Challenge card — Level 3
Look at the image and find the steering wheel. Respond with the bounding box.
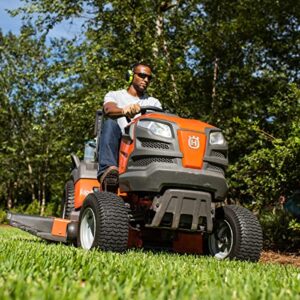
[140,106,165,115]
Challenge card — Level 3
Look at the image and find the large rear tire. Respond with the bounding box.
[61,180,75,219]
[78,191,128,251]
[207,205,263,262]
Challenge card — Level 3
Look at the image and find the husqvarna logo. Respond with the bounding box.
[80,189,91,197]
[188,136,200,149]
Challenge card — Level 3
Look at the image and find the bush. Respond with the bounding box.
[44,200,61,217]
[23,199,40,215]
[9,199,41,216]
[228,85,300,211]
[259,208,300,252]
[0,210,8,224]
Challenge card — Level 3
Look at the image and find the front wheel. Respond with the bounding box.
[207,205,263,262]
[78,191,129,251]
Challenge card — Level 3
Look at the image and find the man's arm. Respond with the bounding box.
[103,102,124,117]
[104,101,141,118]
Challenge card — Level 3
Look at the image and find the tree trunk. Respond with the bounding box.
[21,138,36,201]
[40,177,46,216]
[153,1,179,105]
[40,145,49,216]
[7,181,13,209]
[211,56,219,116]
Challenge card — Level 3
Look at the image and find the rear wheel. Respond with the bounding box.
[78,191,128,251]
[61,180,75,219]
[207,205,263,262]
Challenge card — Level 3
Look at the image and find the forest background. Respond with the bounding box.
[0,0,299,251]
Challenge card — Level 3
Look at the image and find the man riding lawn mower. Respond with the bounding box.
[7,63,263,262]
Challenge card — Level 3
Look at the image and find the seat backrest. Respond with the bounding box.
[94,110,104,162]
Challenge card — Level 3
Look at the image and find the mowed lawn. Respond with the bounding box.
[0,226,299,300]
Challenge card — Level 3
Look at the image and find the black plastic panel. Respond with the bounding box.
[119,165,228,201]
[148,189,213,232]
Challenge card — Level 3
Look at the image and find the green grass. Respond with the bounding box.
[0,226,299,300]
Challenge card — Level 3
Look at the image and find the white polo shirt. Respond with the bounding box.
[104,89,162,132]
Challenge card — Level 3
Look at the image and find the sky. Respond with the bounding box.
[0,0,83,39]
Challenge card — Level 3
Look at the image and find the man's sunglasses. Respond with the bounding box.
[135,72,153,81]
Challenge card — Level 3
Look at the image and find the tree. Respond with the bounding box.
[0,27,72,214]
[2,0,299,224]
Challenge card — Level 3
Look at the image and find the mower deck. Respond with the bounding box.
[7,212,76,243]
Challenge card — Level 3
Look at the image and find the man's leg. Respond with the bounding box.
[97,118,122,191]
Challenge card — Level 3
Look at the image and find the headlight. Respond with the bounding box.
[209,132,225,145]
[138,121,172,138]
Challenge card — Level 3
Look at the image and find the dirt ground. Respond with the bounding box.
[260,250,300,268]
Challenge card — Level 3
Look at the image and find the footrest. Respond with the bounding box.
[103,175,119,193]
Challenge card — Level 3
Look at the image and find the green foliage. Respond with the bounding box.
[23,199,41,215]
[289,219,300,232]
[0,210,8,224]
[0,227,299,300]
[9,199,40,216]
[44,199,61,217]
[10,199,60,217]
[259,209,300,251]
[228,84,300,209]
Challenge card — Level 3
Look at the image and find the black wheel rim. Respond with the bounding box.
[208,220,233,259]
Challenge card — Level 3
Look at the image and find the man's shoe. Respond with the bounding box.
[99,166,119,193]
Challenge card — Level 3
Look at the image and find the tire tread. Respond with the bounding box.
[79,191,128,252]
[62,180,75,219]
[225,205,263,262]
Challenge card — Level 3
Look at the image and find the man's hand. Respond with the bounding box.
[122,103,141,118]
